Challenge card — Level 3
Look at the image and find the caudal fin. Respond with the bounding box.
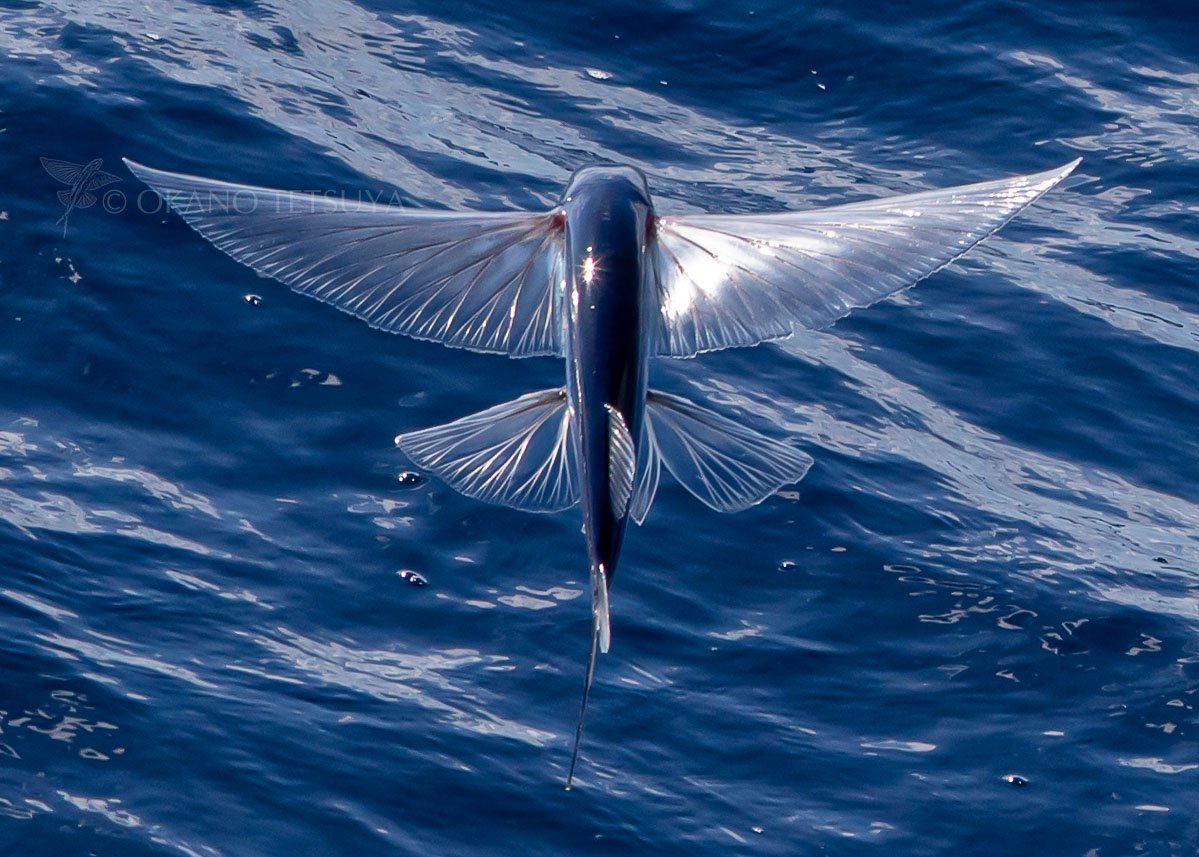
[565,620,599,790]
[565,562,610,789]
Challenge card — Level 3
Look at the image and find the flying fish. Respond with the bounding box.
[126,156,1078,786]
[42,157,122,235]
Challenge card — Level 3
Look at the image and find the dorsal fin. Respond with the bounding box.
[605,404,635,519]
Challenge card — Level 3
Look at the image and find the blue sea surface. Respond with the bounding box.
[1,1,1197,854]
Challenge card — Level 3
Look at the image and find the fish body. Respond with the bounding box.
[124,154,1080,786]
[562,166,652,593]
[559,166,654,784]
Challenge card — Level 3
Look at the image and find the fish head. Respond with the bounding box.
[562,164,651,209]
[560,164,655,290]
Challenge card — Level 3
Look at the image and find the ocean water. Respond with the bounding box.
[1,1,1197,854]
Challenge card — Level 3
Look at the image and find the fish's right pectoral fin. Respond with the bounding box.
[642,390,813,514]
[396,387,579,513]
[652,160,1080,357]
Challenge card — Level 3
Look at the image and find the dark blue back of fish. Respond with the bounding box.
[561,166,652,583]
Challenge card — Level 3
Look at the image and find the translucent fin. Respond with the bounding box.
[593,562,612,655]
[40,158,120,190]
[605,405,635,520]
[41,158,85,186]
[565,604,601,791]
[645,390,814,512]
[629,420,661,526]
[652,160,1080,356]
[396,388,578,512]
[565,561,610,790]
[124,160,565,357]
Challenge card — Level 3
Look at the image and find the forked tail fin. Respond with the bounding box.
[566,562,610,789]
[565,617,600,790]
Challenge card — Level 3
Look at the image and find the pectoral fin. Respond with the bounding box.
[41,158,84,186]
[125,160,565,357]
[643,390,813,513]
[396,388,578,513]
[652,160,1080,356]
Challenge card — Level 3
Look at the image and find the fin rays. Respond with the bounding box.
[652,160,1080,357]
[605,405,635,520]
[629,419,662,525]
[125,159,565,357]
[644,390,814,513]
[396,388,578,513]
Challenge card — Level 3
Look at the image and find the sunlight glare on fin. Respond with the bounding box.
[593,562,612,654]
[652,160,1080,357]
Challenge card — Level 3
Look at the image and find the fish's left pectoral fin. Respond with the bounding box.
[396,387,579,513]
[41,157,84,186]
[644,390,813,513]
[123,160,566,358]
[651,160,1080,357]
